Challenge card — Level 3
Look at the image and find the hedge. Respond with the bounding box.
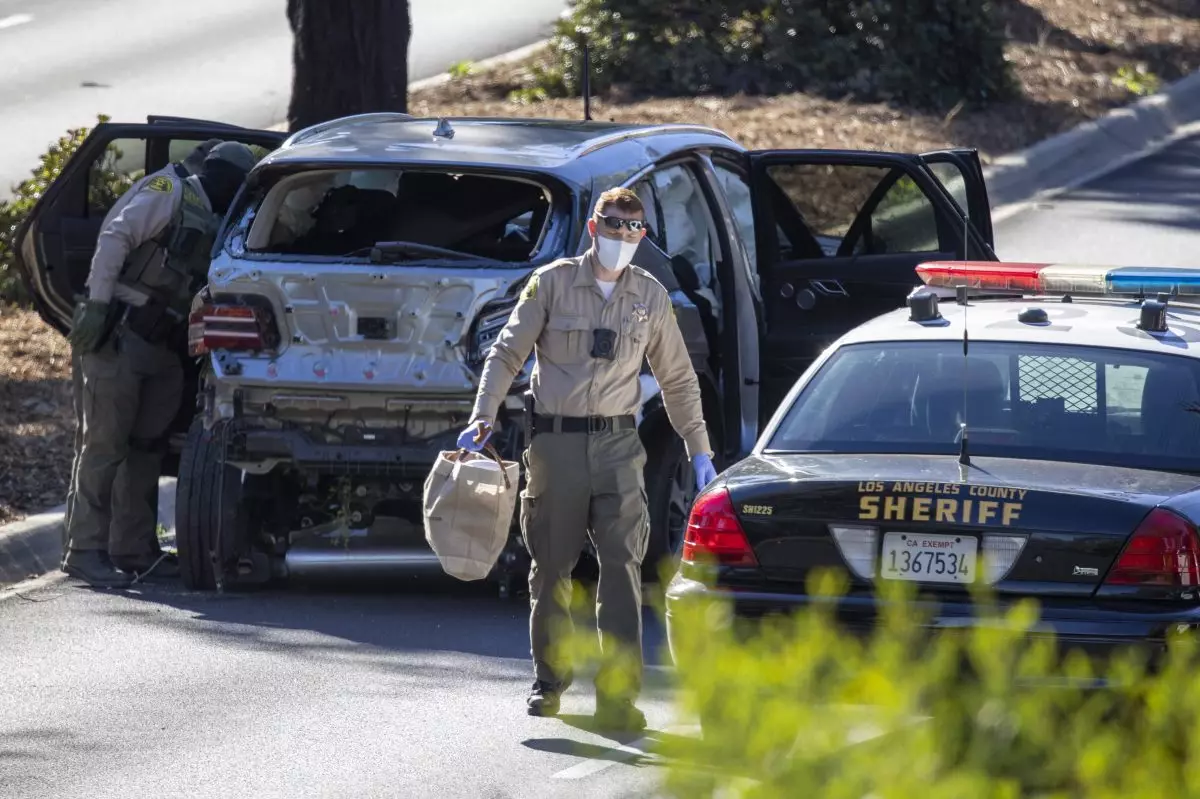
[533,0,1017,111]
[554,565,1200,797]
[0,115,137,307]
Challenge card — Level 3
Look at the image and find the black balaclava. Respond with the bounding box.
[197,158,249,216]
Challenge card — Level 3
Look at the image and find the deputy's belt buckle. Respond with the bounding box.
[587,416,610,434]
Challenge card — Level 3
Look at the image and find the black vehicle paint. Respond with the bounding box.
[709,453,1200,598]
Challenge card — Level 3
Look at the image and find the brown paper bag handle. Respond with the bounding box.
[452,444,512,491]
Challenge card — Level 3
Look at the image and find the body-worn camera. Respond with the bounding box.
[591,328,617,360]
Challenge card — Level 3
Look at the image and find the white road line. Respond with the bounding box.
[0,13,33,30]
[546,710,928,781]
[550,723,699,780]
[551,735,660,780]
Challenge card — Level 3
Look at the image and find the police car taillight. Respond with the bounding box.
[188,303,271,356]
[1105,508,1200,588]
[682,488,758,567]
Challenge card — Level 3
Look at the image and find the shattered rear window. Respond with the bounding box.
[244,168,554,262]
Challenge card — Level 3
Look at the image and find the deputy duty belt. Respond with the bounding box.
[532,414,636,435]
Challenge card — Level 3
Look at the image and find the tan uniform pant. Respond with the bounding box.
[520,426,650,698]
[64,328,183,558]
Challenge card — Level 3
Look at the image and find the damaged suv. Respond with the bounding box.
[15,113,999,595]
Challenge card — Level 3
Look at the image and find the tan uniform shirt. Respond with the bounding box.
[86,165,207,306]
[473,252,712,459]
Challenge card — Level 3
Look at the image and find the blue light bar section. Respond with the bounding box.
[1107,266,1200,295]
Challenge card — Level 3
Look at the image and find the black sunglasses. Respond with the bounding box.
[596,213,647,232]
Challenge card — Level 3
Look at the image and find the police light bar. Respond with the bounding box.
[916,261,1200,297]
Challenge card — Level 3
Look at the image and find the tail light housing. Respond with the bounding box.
[188,303,279,357]
[1105,508,1200,588]
[681,487,758,567]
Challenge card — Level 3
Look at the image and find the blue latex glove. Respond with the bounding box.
[693,453,717,492]
[457,420,492,452]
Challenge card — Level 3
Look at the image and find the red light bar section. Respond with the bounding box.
[916,261,1050,292]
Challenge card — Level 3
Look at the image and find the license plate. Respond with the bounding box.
[880,532,977,583]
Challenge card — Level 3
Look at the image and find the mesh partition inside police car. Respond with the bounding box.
[766,341,1200,471]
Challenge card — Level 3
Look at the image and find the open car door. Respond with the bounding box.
[917,147,995,250]
[745,148,997,425]
[12,116,286,336]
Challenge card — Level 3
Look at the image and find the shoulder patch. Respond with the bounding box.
[521,274,539,300]
[146,175,173,193]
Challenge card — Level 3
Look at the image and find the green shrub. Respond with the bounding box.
[554,566,1200,796]
[536,0,1016,110]
[0,115,132,307]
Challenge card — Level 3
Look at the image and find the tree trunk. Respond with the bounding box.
[286,0,412,133]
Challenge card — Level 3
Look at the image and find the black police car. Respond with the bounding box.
[666,261,1200,662]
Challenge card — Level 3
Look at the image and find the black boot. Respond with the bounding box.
[112,552,180,580]
[594,695,647,733]
[62,550,133,589]
[527,671,573,717]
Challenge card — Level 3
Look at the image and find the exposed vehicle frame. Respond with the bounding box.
[13,112,998,595]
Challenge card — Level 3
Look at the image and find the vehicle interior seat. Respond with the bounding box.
[385,172,547,258]
[923,357,1010,441]
[807,356,925,442]
[1139,363,1200,457]
[287,184,397,255]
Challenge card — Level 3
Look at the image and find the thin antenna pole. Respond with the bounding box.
[582,38,592,121]
[957,285,970,466]
[964,209,969,261]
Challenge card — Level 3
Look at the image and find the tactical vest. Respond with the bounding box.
[118,176,220,345]
[119,177,219,314]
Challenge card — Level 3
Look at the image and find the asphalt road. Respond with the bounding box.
[0,0,568,198]
[0,574,688,798]
[994,133,1200,267]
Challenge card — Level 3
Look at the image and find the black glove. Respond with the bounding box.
[67,300,111,353]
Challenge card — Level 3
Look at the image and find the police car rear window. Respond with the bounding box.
[242,168,554,262]
[766,340,1200,472]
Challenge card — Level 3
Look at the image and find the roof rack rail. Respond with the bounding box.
[281,112,418,148]
[574,124,736,157]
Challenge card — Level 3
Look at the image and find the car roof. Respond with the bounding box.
[261,114,741,173]
[837,292,1200,359]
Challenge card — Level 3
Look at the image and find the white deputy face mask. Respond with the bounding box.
[594,234,639,272]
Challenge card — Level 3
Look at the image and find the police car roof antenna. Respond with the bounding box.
[957,284,971,467]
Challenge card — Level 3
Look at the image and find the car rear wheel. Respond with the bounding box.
[175,420,250,591]
[643,422,695,582]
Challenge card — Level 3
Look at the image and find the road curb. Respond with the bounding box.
[0,504,67,587]
[0,478,177,590]
[987,70,1200,222]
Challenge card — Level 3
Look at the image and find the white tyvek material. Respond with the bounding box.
[710,164,759,294]
[636,374,662,427]
[653,166,721,314]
